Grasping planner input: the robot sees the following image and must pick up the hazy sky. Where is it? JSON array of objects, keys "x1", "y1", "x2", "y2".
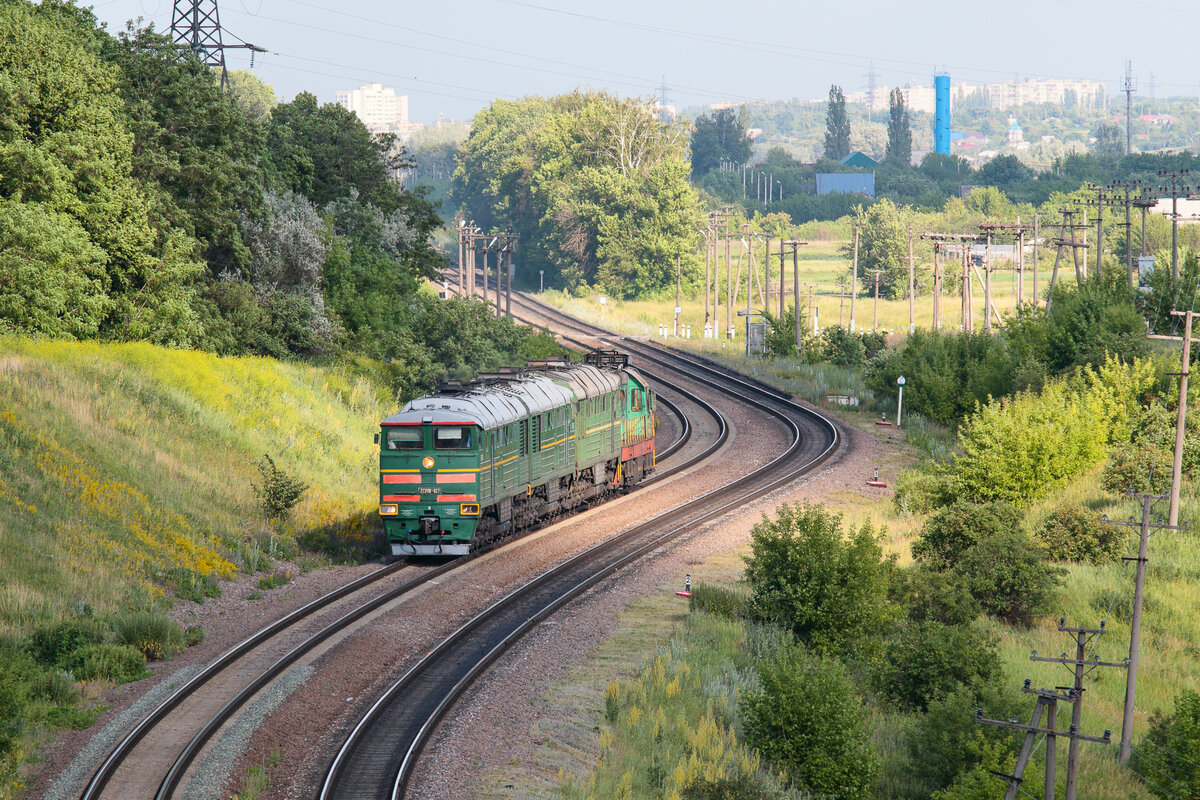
[{"x1": 88, "y1": 0, "x2": 1200, "y2": 123}]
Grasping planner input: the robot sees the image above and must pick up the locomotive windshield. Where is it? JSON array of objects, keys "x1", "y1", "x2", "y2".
[
  {"x1": 434, "y1": 426, "x2": 473, "y2": 449},
  {"x1": 386, "y1": 428, "x2": 423, "y2": 450}
]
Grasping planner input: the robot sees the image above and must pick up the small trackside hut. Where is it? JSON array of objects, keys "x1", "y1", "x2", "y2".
[{"x1": 377, "y1": 351, "x2": 656, "y2": 556}]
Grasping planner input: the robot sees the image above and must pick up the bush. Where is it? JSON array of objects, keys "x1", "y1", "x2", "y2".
[
  {"x1": 1103, "y1": 443, "x2": 1172, "y2": 495},
  {"x1": 26, "y1": 619, "x2": 106, "y2": 667},
  {"x1": 61, "y1": 644, "x2": 146, "y2": 683},
  {"x1": 1035, "y1": 505, "x2": 1125, "y2": 564},
  {"x1": 892, "y1": 466, "x2": 952, "y2": 516},
  {"x1": 160, "y1": 566, "x2": 222, "y2": 604},
  {"x1": 184, "y1": 625, "x2": 205, "y2": 647},
  {"x1": 891, "y1": 567, "x2": 980, "y2": 626},
  {"x1": 874, "y1": 621, "x2": 1001, "y2": 711},
  {"x1": 819, "y1": 326, "x2": 866, "y2": 367},
  {"x1": 1132, "y1": 690, "x2": 1200, "y2": 800},
  {"x1": 258, "y1": 569, "x2": 291, "y2": 590},
  {"x1": 954, "y1": 530, "x2": 1064, "y2": 627},
  {"x1": 680, "y1": 774, "x2": 774, "y2": 800},
  {"x1": 743, "y1": 503, "x2": 896, "y2": 654},
  {"x1": 911, "y1": 500, "x2": 1021, "y2": 567},
  {"x1": 112, "y1": 612, "x2": 186, "y2": 661},
  {"x1": 688, "y1": 582, "x2": 747, "y2": 619},
  {"x1": 252, "y1": 454, "x2": 309, "y2": 521},
  {"x1": 905, "y1": 684, "x2": 1026, "y2": 796},
  {"x1": 740, "y1": 645, "x2": 876, "y2": 800}
]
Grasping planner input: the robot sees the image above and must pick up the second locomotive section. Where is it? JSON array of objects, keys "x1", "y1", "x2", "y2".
[{"x1": 378, "y1": 351, "x2": 656, "y2": 556}]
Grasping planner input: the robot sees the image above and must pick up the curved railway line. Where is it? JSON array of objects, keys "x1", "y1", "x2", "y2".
[
  {"x1": 74, "y1": 369, "x2": 721, "y2": 800},
  {"x1": 320, "y1": 291, "x2": 841, "y2": 800}
]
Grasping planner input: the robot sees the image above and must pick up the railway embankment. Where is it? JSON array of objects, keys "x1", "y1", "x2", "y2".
[{"x1": 0, "y1": 337, "x2": 388, "y2": 795}]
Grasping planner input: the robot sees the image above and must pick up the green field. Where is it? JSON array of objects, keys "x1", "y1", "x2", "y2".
[{"x1": 540, "y1": 239, "x2": 1084, "y2": 349}]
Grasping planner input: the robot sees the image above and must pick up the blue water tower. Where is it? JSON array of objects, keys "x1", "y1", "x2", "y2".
[{"x1": 935, "y1": 74, "x2": 951, "y2": 155}]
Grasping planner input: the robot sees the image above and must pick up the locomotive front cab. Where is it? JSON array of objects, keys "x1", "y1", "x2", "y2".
[{"x1": 379, "y1": 417, "x2": 483, "y2": 557}]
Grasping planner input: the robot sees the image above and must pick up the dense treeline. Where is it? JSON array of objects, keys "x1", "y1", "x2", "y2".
[
  {"x1": 0, "y1": 0, "x2": 551, "y2": 394},
  {"x1": 453, "y1": 92, "x2": 702, "y2": 298}
]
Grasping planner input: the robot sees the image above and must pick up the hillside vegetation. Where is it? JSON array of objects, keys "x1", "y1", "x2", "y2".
[{"x1": 0, "y1": 337, "x2": 396, "y2": 793}]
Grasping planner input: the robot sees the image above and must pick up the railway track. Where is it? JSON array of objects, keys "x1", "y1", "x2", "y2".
[
  {"x1": 74, "y1": 374, "x2": 720, "y2": 800},
  {"x1": 321, "y1": 294, "x2": 840, "y2": 800}
]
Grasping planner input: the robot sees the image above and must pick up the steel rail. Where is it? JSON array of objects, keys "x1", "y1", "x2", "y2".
[
  {"x1": 322, "y1": 306, "x2": 839, "y2": 799},
  {"x1": 79, "y1": 351, "x2": 720, "y2": 800}
]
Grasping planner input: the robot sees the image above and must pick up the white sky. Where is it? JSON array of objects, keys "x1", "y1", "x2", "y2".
[{"x1": 88, "y1": 0, "x2": 1200, "y2": 123}]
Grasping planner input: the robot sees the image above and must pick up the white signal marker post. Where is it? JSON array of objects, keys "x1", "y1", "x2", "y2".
[{"x1": 896, "y1": 375, "x2": 906, "y2": 427}]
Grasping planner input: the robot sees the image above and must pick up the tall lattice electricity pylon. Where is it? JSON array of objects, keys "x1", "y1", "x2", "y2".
[{"x1": 170, "y1": 0, "x2": 265, "y2": 89}]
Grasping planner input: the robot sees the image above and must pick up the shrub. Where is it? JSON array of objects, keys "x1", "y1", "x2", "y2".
[
  {"x1": 61, "y1": 644, "x2": 146, "y2": 683},
  {"x1": 112, "y1": 612, "x2": 186, "y2": 661},
  {"x1": 905, "y1": 684, "x2": 1026, "y2": 796},
  {"x1": 253, "y1": 454, "x2": 309, "y2": 521},
  {"x1": 819, "y1": 326, "x2": 866, "y2": 367},
  {"x1": 891, "y1": 567, "x2": 980, "y2": 626},
  {"x1": 1103, "y1": 441, "x2": 1172, "y2": 495},
  {"x1": 1132, "y1": 690, "x2": 1200, "y2": 800},
  {"x1": 892, "y1": 466, "x2": 952, "y2": 516},
  {"x1": 184, "y1": 625, "x2": 205, "y2": 647},
  {"x1": 911, "y1": 500, "x2": 1021, "y2": 568},
  {"x1": 688, "y1": 582, "x2": 747, "y2": 619},
  {"x1": 258, "y1": 569, "x2": 291, "y2": 590},
  {"x1": 743, "y1": 502, "x2": 896, "y2": 654},
  {"x1": 949, "y1": 379, "x2": 1108, "y2": 504},
  {"x1": 160, "y1": 566, "x2": 222, "y2": 604},
  {"x1": 874, "y1": 621, "x2": 1000, "y2": 711},
  {"x1": 680, "y1": 774, "x2": 774, "y2": 800},
  {"x1": 740, "y1": 644, "x2": 876, "y2": 800},
  {"x1": 26, "y1": 619, "x2": 106, "y2": 667},
  {"x1": 954, "y1": 530, "x2": 1064, "y2": 627},
  {"x1": 1035, "y1": 505, "x2": 1125, "y2": 564}
]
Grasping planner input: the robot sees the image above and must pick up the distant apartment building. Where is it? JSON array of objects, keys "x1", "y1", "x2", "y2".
[
  {"x1": 844, "y1": 77, "x2": 1106, "y2": 114},
  {"x1": 336, "y1": 83, "x2": 420, "y2": 138}
]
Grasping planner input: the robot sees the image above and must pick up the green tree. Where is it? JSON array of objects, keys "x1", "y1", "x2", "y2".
[
  {"x1": 1091, "y1": 120, "x2": 1126, "y2": 159},
  {"x1": 824, "y1": 85, "x2": 851, "y2": 161},
  {"x1": 843, "y1": 200, "x2": 908, "y2": 299},
  {"x1": 885, "y1": 87, "x2": 912, "y2": 165},
  {"x1": 742, "y1": 503, "x2": 896, "y2": 654},
  {"x1": 105, "y1": 23, "x2": 264, "y2": 278},
  {"x1": 0, "y1": 1, "x2": 203, "y2": 344},
  {"x1": 874, "y1": 621, "x2": 1001, "y2": 711},
  {"x1": 226, "y1": 69, "x2": 276, "y2": 123},
  {"x1": 912, "y1": 500, "x2": 1022, "y2": 567},
  {"x1": 689, "y1": 107, "x2": 751, "y2": 176},
  {"x1": 740, "y1": 645, "x2": 877, "y2": 800}
]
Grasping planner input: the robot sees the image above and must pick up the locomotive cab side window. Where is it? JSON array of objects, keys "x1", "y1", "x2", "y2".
[
  {"x1": 386, "y1": 428, "x2": 424, "y2": 450},
  {"x1": 433, "y1": 426, "x2": 473, "y2": 449},
  {"x1": 631, "y1": 390, "x2": 643, "y2": 411}
]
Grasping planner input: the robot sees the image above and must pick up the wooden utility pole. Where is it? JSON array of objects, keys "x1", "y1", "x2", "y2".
[
  {"x1": 983, "y1": 620, "x2": 1125, "y2": 800},
  {"x1": 702, "y1": 225, "x2": 712, "y2": 329},
  {"x1": 907, "y1": 226, "x2": 915, "y2": 333},
  {"x1": 783, "y1": 240, "x2": 807, "y2": 350},
  {"x1": 983, "y1": 230, "x2": 992, "y2": 332},
  {"x1": 1147, "y1": 309, "x2": 1197, "y2": 526},
  {"x1": 1159, "y1": 169, "x2": 1191, "y2": 281},
  {"x1": 504, "y1": 230, "x2": 517, "y2": 318},
  {"x1": 850, "y1": 220, "x2": 860, "y2": 332},
  {"x1": 725, "y1": 213, "x2": 732, "y2": 339},
  {"x1": 932, "y1": 242, "x2": 941, "y2": 330},
  {"x1": 456, "y1": 218, "x2": 467, "y2": 296},
  {"x1": 762, "y1": 235, "x2": 771, "y2": 311},
  {"x1": 1102, "y1": 492, "x2": 1188, "y2": 762},
  {"x1": 674, "y1": 255, "x2": 682, "y2": 337},
  {"x1": 962, "y1": 238, "x2": 971, "y2": 332},
  {"x1": 1033, "y1": 213, "x2": 1040, "y2": 309},
  {"x1": 1046, "y1": 209, "x2": 1090, "y2": 315},
  {"x1": 870, "y1": 269, "x2": 883, "y2": 331}
]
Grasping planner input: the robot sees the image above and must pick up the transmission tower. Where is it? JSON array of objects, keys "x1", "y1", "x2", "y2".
[
  {"x1": 170, "y1": 0, "x2": 265, "y2": 89},
  {"x1": 863, "y1": 61, "x2": 879, "y2": 122}
]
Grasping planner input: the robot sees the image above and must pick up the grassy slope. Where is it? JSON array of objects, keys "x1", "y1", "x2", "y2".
[{"x1": 0, "y1": 338, "x2": 389, "y2": 634}]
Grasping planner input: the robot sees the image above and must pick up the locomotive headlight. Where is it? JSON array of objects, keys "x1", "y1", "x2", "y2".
[
  {"x1": 460, "y1": 503, "x2": 480, "y2": 516},
  {"x1": 379, "y1": 503, "x2": 399, "y2": 515}
]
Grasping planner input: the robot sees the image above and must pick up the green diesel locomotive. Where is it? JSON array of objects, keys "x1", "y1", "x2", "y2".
[{"x1": 377, "y1": 351, "x2": 656, "y2": 556}]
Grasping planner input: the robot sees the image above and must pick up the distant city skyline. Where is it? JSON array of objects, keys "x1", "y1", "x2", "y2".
[{"x1": 90, "y1": 0, "x2": 1200, "y2": 124}]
